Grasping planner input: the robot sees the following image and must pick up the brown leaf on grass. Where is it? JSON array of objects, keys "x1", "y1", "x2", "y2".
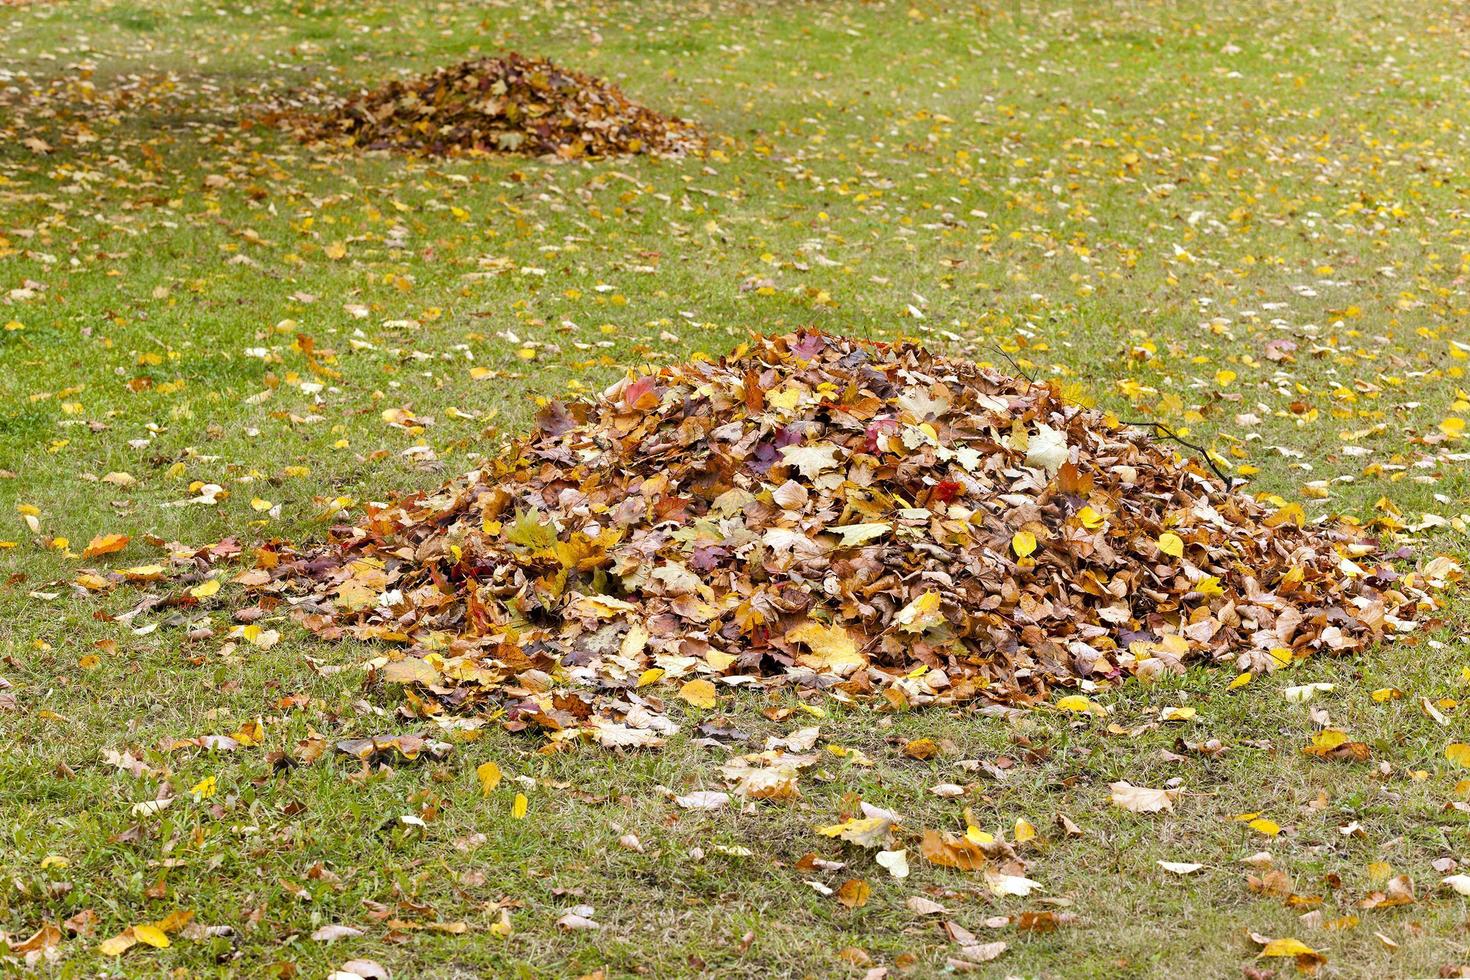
[
  {"x1": 335, "y1": 735, "x2": 451, "y2": 762},
  {"x1": 920, "y1": 829, "x2": 987, "y2": 871},
  {"x1": 835, "y1": 879, "x2": 871, "y2": 909},
  {"x1": 6, "y1": 923, "x2": 62, "y2": 955},
  {"x1": 1359, "y1": 874, "x2": 1415, "y2": 909}
]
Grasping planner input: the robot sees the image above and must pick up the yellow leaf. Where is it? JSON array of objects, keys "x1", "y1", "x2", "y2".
[
  {"x1": 1196, "y1": 575, "x2": 1224, "y2": 598},
  {"x1": 678, "y1": 679, "x2": 717, "y2": 709},
  {"x1": 1055, "y1": 694, "x2": 1099, "y2": 714},
  {"x1": 1014, "y1": 818, "x2": 1037, "y2": 843},
  {"x1": 132, "y1": 924, "x2": 169, "y2": 949},
  {"x1": 636, "y1": 667, "x2": 665, "y2": 688},
  {"x1": 97, "y1": 932, "x2": 137, "y2": 956},
  {"x1": 1310, "y1": 730, "x2": 1349, "y2": 751},
  {"x1": 1228, "y1": 672, "x2": 1253, "y2": 690},
  {"x1": 189, "y1": 579, "x2": 221, "y2": 600},
  {"x1": 816, "y1": 816, "x2": 892, "y2": 848},
  {"x1": 787, "y1": 620, "x2": 865, "y2": 674},
  {"x1": 231, "y1": 718, "x2": 264, "y2": 746},
  {"x1": 1157, "y1": 533, "x2": 1184, "y2": 558},
  {"x1": 190, "y1": 776, "x2": 217, "y2": 799},
  {"x1": 1011, "y1": 530, "x2": 1037, "y2": 558},
  {"x1": 1446, "y1": 744, "x2": 1470, "y2": 767},
  {"x1": 766, "y1": 387, "x2": 802, "y2": 411},
  {"x1": 1248, "y1": 818, "x2": 1281, "y2": 836},
  {"x1": 1076, "y1": 506, "x2": 1105, "y2": 530},
  {"x1": 894, "y1": 591, "x2": 945, "y2": 633},
  {"x1": 1215, "y1": 369, "x2": 1237, "y2": 387},
  {"x1": 511, "y1": 793, "x2": 528, "y2": 820},
  {"x1": 1260, "y1": 938, "x2": 1318, "y2": 958},
  {"x1": 476, "y1": 761, "x2": 503, "y2": 795}
]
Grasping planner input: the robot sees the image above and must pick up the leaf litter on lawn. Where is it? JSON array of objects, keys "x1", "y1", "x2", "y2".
[
  {"x1": 129, "y1": 331, "x2": 1459, "y2": 750},
  {"x1": 282, "y1": 52, "x2": 703, "y2": 159}
]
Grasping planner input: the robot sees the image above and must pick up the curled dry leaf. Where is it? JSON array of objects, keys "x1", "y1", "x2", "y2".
[
  {"x1": 1442, "y1": 874, "x2": 1470, "y2": 896},
  {"x1": 674, "y1": 790, "x2": 729, "y2": 811},
  {"x1": 919, "y1": 829, "x2": 987, "y2": 870},
  {"x1": 876, "y1": 849, "x2": 909, "y2": 879},
  {"x1": 1109, "y1": 781, "x2": 1176, "y2": 814},
  {"x1": 333, "y1": 960, "x2": 390, "y2": 980},
  {"x1": 555, "y1": 906, "x2": 600, "y2": 931},
  {"x1": 835, "y1": 878, "x2": 871, "y2": 909}
]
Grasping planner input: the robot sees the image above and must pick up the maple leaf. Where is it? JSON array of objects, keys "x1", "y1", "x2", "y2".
[{"x1": 778, "y1": 442, "x2": 842, "y2": 480}]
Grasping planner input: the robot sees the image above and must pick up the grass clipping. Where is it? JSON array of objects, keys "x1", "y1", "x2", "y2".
[
  {"x1": 295, "y1": 52, "x2": 702, "y2": 158},
  {"x1": 250, "y1": 333, "x2": 1454, "y2": 748}
]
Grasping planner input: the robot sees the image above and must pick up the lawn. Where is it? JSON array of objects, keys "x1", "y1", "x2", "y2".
[{"x1": 1, "y1": 0, "x2": 1468, "y2": 976}]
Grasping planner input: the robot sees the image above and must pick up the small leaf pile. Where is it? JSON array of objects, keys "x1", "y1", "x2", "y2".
[
  {"x1": 292, "y1": 52, "x2": 702, "y2": 158},
  {"x1": 246, "y1": 333, "x2": 1449, "y2": 747}
]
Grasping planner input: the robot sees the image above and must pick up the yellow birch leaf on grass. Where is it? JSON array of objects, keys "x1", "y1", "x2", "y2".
[
  {"x1": 1446, "y1": 744, "x2": 1470, "y2": 767},
  {"x1": 189, "y1": 579, "x2": 221, "y2": 600},
  {"x1": 1055, "y1": 694, "x2": 1101, "y2": 715},
  {"x1": 678, "y1": 679, "x2": 717, "y2": 709},
  {"x1": 511, "y1": 793, "x2": 528, "y2": 820},
  {"x1": 132, "y1": 924, "x2": 169, "y2": 949},
  {"x1": 477, "y1": 761, "x2": 503, "y2": 795}
]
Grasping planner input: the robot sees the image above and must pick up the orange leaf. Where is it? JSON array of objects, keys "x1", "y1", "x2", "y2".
[{"x1": 81, "y1": 533, "x2": 130, "y2": 559}]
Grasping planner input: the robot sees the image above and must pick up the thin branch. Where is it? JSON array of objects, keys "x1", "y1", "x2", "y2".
[
  {"x1": 988, "y1": 343, "x2": 1036, "y2": 384},
  {"x1": 1118, "y1": 419, "x2": 1235, "y2": 492}
]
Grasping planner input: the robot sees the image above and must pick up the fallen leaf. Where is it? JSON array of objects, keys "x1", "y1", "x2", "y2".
[{"x1": 1109, "y1": 781, "x2": 1176, "y2": 813}]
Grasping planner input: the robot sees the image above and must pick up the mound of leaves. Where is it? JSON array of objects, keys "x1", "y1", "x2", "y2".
[
  {"x1": 295, "y1": 52, "x2": 702, "y2": 158},
  {"x1": 243, "y1": 333, "x2": 1451, "y2": 748}
]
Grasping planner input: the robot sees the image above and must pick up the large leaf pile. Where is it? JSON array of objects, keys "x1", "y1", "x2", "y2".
[
  {"x1": 247, "y1": 333, "x2": 1445, "y2": 747},
  {"x1": 293, "y1": 52, "x2": 702, "y2": 158}
]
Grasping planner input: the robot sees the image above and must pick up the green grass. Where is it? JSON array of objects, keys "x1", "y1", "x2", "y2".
[{"x1": 1, "y1": 0, "x2": 1468, "y2": 975}]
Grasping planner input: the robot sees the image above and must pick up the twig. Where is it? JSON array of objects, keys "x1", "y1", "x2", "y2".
[
  {"x1": 1118, "y1": 419, "x2": 1235, "y2": 491},
  {"x1": 988, "y1": 343, "x2": 1036, "y2": 384}
]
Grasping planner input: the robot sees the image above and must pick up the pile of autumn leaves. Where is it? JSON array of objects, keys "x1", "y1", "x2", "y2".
[
  {"x1": 294, "y1": 53, "x2": 702, "y2": 158},
  {"x1": 244, "y1": 332, "x2": 1451, "y2": 751}
]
